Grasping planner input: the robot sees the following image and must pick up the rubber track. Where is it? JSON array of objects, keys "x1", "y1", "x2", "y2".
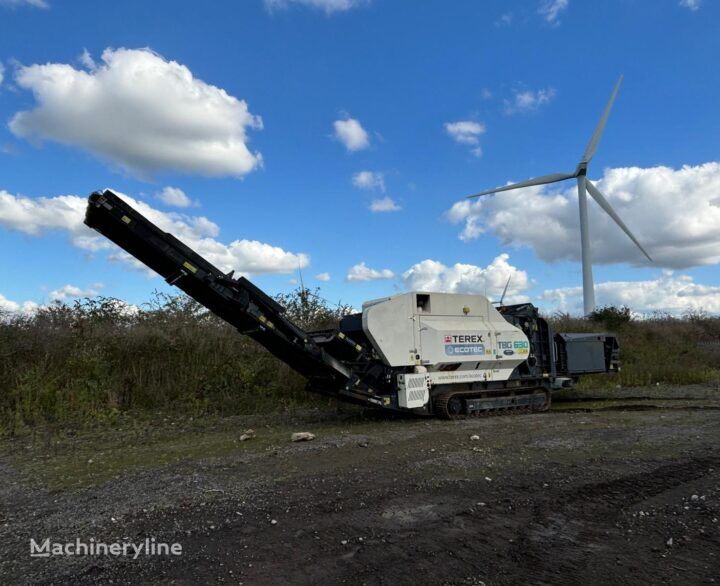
[{"x1": 434, "y1": 387, "x2": 551, "y2": 420}]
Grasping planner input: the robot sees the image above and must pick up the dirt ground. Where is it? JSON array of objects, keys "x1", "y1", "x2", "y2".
[{"x1": 1, "y1": 384, "x2": 719, "y2": 585}]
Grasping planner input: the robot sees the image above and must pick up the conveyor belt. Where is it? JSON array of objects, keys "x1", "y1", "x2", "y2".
[{"x1": 84, "y1": 190, "x2": 353, "y2": 391}]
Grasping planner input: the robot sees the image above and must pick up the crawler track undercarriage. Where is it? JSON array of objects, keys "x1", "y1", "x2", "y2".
[{"x1": 433, "y1": 386, "x2": 551, "y2": 419}]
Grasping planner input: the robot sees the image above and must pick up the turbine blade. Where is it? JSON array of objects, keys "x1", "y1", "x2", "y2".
[
  {"x1": 585, "y1": 180, "x2": 652, "y2": 262},
  {"x1": 582, "y1": 75, "x2": 623, "y2": 163},
  {"x1": 500, "y1": 274, "x2": 511, "y2": 305},
  {"x1": 467, "y1": 172, "x2": 576, "y2": 198}
]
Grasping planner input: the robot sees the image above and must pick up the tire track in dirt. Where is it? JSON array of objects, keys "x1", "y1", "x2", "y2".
[{"x1": 506, "y1": 457, "x2": 719, "y2": 584}]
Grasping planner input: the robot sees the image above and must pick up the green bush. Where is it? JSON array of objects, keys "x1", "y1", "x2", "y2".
[
  {"x1": 0, "y1": 289, "x2": 351, "y2": 433},
  {"x1": 588, "y1": 305, "x2": 633, "y2": 330}
]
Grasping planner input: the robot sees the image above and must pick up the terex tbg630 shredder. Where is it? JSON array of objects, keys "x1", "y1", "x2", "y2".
[{"x1": 85, "y1": 190, "x2": 619, "y2": 419}]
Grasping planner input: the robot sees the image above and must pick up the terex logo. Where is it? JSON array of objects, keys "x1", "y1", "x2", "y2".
[{"x1": 445, "y1": 334, "x2": 484, "y2": 344}]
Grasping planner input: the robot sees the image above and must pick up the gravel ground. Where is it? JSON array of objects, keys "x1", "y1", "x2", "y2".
[{"x1": 1, "y1": 384, "x2": 719, "y2": 585}]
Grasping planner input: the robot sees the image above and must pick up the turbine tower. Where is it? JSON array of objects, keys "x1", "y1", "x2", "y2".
[{"x1": 467, "y1": 75, "x2": 652, "y2": 316}]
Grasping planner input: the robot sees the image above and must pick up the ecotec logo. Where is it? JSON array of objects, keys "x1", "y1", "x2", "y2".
[
  {"x1": 30, "y1": 538, "x2": 182, "y2": 560},
  {"x1": 445, "y1": 344, "x2": 485, "y2": 356},
  {"x1": 444, "y1": 334, "x2": 484, "y2": 344}
]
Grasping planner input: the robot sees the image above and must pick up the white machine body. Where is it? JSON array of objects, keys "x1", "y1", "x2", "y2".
[{"x1": 362, "y1": 292, "x2": 530, "y2": 403}]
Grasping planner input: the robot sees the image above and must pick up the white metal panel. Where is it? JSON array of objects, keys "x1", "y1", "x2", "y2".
[
  {"x1": 362, "y1": 294, "x2": 416, "y2": 366},
  {"x1": 362, "y1": 292, "x2": 530, "y2": 381},
  {"x1": 397, "y1": 373, "x2": 430, "y2": 408}
]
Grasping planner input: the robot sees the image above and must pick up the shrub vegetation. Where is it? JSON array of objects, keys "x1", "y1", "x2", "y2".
[
  {"x1": 549, "y1": 306, "x2": 720, "y2": 389},
  {"x1": 1, "y1": 292, "x2": 718, "y2": 433}
]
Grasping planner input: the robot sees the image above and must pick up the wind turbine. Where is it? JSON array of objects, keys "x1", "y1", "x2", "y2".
[{"x1": 466, "y1": 76, "x2": 652, "y2": 316}]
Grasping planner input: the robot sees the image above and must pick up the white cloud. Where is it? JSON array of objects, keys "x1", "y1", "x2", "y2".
[
  {"x1": 504, "y1": 87, "x2": 556, "y2": 114},
  {"x1": 353, "y1": 171, "x2": 399, "y2": 211},
  {"x1": 9, "y1": 48, "x2": 263, "y2": 178},
  {"x1": 538, "y1": 0, "x2": 568, "y2": 24},
  {"x1": 0, "y1": 62, "x2": 4, "y2": 86},
  {"x1": 333, "y1": 117, "x2": 370, "y2": 151},
  {"x1": 315, "y1": 272, "x2": 331, "y2": 282},
  {"x1": 542, "y1": 272, "x2": 720, "y2": 315},
  {"x1": 265, "y1": 0, "x2": 366, "y2": 13},
  {"x1": 157, "y1": 186, "x2": 192, "y2": 208},
  {"x1": 444, "y1": 199, "x2": 485, "y2": 242},
  {"x1": 446, "y1": 162, "x2": 720, "y2": 270},
  {"x1": 0, "y1": 0, "x2": 48, "y2": 7},
  {"x1": 0, "y1": 293, "x2": 38, "y2": 314},
  {"x1": 0, "y1": 190, "x2": 309, "y2": 276},
  {"x1": 369, "y1": 197, "x2": 401, "y2": 212},
  {"x1": 444, "y1": 121, "x2": 485, "y2": 145},
  {"x1": 445, "y1": 120, "x2": 485, "y2": 158},
  {"x1": 0, "y1": 190, "x2": 100, "y2": 248},
  {"x1": 402, "y1": 253, "x2": 529, "y2": 303},
  {"x1": 679, "y1": 0, "x2": 701, "y2": 10},
  {"x1": 49, "y1": 283, "x2": 102, "y2": 303},
  {"x1": 79, "y1": 49, "x2": 96, "y2": 70},
  {"x1": 346, "y1": 262, "x2": 394, "y2": 282},
  {"x1": 352, "y1": 170, "x2": 385, "y2": 192}
]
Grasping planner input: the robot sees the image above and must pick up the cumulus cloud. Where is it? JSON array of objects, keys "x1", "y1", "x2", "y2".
[
  {"x1": 352, "y1": 170, "x2": 385, "y2": 192},
  {"x1": 0, "y1": 0, "x2": 48, "y2": 7},
  {"x1": 79, "y1": 49, "x2": 96, "y2": 70},
  {"x1": 0, "y1": 293, "x2": 38, "y2": 314},
  {"x1": 346, "y1": 262, "x2": 394, "y2": 282},
  {"x1": 542, "y1": 272, "x2": 720, "y2": 315},
  {"x1": 0, "y1": 189, "x2": 309, "y2": 276},
  {"x1": 315, "y1": 272, "x2": 331, "y2": 282},
  {"x1": 49, "y1": 283, "x2": 102, "y2": 303},
  {"x1": 0, "y1": 62, "x2": 4, "y2": 87},
  {"x1": 369, "y1": 197, "x2": 401, "y2": 212},
  {"x1": 446, "y1": 162, "x2": 720, "y2": 270},
  {"x1": 445, "y1": 120, "x2": 485, "y2": 157},
  {"x1": 679, "y1": 0, "x2": 701, "y2": 10},
  {"x1": 157, "y1": 186, "x2": 192, "y2": 208},
  {"x1": 444, "y1": 121, "x2": 485, "y2": 145},
  {"x1": 504, "y1": 87, "x2": 556, "y2": 114},
  {"x1": 333, "y1": 117, "x2": 370, "y2": 151},
  {"x1": 9, "y1": 48, "x2": 263, "y2": 178},
  {"x1": 445, "y1": 199, "x2": 485, "y2": 242},
  {"x1": 265, "y1": 0, "x2": 366, "y2": 13},
  {"x1": 353, "y1": 171, "x2": 399, "y2": 211},
  {"x1": 0, "y1": 190, "x2": 101, "y2": 248},
  {"x1": 402, "y1": 254, "x2": 529, "y2": 303},
  {"x1": 538, "y1": 0, "x2": 568, "y2": 24}
]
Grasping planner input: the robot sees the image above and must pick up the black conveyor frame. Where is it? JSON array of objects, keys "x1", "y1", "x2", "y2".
[{"x1": 85, "y1": 190, "x2": 354, "y2": 395}]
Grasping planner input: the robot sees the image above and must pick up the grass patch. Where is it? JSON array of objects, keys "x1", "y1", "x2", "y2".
[{"x1": 0, "y1": 406, "x2": 403, "y2": 490}]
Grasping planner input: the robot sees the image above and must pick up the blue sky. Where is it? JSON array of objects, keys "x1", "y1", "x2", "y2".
[{"x1": 1, "y1": 0, "x2": 719, "y2": 315}]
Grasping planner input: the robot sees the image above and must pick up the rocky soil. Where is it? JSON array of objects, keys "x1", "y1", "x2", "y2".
[{"x1": 1, "y1": 384, "x2": 719, "y2": 585}]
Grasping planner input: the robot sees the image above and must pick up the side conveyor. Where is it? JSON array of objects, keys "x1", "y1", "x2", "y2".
[{"x1": 84, "y1": 190, "x2": 355, "y2": 398}]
